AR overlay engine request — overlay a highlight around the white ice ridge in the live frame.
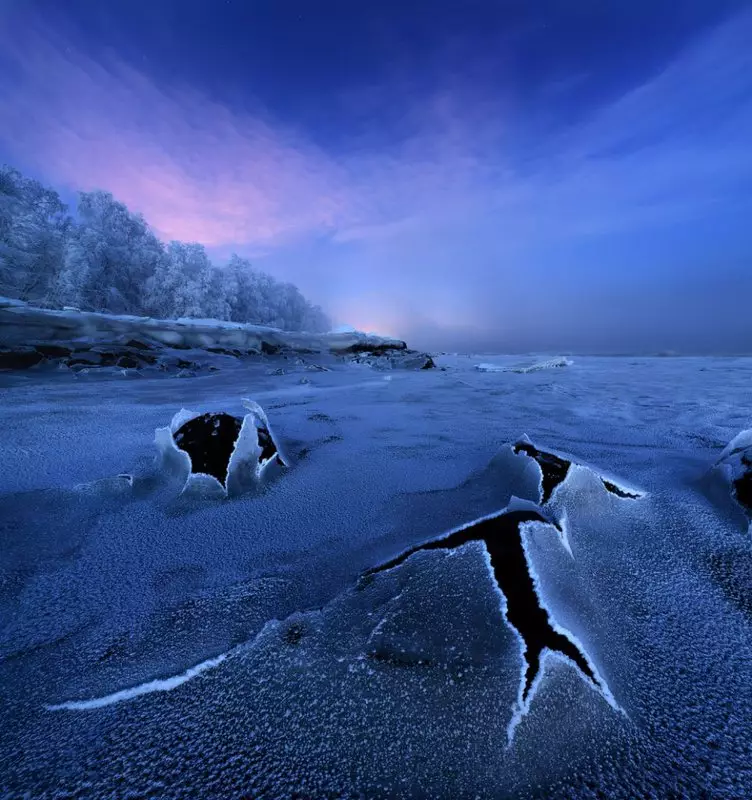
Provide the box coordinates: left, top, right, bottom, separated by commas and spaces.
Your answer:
475, 357, 573, 373
45, 652, 228, 711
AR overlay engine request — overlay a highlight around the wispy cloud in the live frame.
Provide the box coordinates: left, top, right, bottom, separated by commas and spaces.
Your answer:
0, 19, 360, 248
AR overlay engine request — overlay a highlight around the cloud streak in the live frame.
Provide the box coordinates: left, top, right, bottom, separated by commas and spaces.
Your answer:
0, 19, 359, 248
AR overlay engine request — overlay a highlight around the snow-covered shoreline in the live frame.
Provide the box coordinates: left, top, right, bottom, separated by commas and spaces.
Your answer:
0, 296, 440, 374
0, 296, 407, 354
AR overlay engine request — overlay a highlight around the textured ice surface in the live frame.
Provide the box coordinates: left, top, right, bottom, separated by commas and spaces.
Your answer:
46, 652, 229, 710
1, 354, 752, 797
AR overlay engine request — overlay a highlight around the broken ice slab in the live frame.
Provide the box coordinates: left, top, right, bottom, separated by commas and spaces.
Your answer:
154, 400, 287, 496
475, 356, 573, 373
711, 429, 752, 523
363, 505, 620, 734
512, 436, 644, 505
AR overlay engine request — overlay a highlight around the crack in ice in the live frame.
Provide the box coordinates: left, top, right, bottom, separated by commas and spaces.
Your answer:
513, 439, 644, 504
363, 507, 621, 742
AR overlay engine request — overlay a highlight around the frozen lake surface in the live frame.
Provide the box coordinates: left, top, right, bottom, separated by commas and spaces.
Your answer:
1, 354, 751, 797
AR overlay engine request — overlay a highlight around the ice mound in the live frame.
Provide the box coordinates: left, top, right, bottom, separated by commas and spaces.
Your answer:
364, 505, 619, 736
711, 429, 752, 524
350, 350, 435, 370
475, 356, 573, 373
154, 399, 287, 496
512, 436, 644, 506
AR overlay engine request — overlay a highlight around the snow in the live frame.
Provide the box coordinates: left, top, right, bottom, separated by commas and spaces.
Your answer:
716, 427, 752, 465
1, 353, 752, 797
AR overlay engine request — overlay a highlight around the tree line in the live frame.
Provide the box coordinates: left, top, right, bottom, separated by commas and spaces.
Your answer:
0, 165, 330, 332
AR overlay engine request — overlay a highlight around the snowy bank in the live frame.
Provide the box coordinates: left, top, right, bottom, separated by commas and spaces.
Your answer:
0, 296, 407, 354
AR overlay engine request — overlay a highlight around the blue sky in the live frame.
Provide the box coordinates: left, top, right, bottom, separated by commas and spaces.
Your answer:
1, 0, 751, 352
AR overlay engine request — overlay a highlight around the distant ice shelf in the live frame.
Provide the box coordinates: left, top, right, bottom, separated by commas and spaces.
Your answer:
475, 356, 573, 373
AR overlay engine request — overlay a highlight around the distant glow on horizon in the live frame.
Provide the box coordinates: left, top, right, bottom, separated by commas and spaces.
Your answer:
333, 313, 400, 340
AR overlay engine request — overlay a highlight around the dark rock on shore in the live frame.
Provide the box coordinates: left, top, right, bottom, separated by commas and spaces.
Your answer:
0, 297, 431, 375
0, 348, 45, 370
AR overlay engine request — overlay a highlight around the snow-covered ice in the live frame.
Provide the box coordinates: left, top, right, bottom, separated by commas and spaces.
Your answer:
1, 353, 751, 797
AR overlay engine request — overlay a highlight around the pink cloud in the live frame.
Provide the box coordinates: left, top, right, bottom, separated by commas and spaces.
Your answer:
0, 13, 514, 257
0, 21, 363, 248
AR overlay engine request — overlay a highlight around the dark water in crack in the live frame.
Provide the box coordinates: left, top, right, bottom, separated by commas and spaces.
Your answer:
365, 510, 600, 699
174, 412, 242, 486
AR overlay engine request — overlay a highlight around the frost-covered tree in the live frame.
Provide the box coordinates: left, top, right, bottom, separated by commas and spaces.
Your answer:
225, 254, 262, 324
1, 164, 331, 330
220, 254, 330, 331
55, 191, 164, 314
195, 263, 232, 322
144, 241, 229, 320
0, 166, 69, 303
301, 303, 331, 333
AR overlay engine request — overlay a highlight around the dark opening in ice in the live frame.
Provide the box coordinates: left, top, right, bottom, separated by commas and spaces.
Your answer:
515, 441, 641, 502
282, 622, 304, 645
256, 426, 279, 464
733, 455, 752, 513
513, 442, 571, 503
173, 412, 243, 486
601, 479, 641, 499
364, 510, 600, 700
172, 410, 284, 486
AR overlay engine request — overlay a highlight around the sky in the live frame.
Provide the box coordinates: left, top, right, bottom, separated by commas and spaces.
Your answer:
1, 0, 751, 353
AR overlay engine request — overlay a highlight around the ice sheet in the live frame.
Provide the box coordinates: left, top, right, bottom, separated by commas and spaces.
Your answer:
1, 353, 751, 797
